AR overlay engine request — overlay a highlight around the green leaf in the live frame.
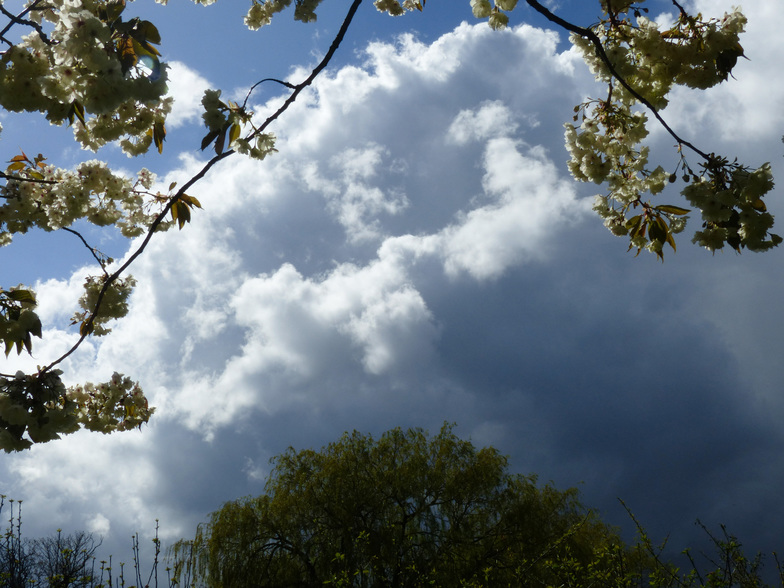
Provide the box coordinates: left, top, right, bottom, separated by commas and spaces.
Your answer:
200, 129, 220, 151
229, 122, 241, 147
665, 228, 677, 252
139, 20, 162, 45
135, 38, 161, 58
625, 215, 646, 239
214, 127, 227, 156
6, 289, 36, 304
22, 332, 32, 354
117, 36, 137, 74
171, 200, 191, 229
624, 214, 642, 231
102, 0, 126, 24
69, 101, 86, 127
180, 194, 202, 209
79, 321, 94, 337
655, 205, 690, 215
648, 217, 668, 244
153, 120, 166, 154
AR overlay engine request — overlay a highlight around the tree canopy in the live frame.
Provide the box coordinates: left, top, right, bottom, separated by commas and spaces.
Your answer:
168, 425, 784, 587
168, 424, 638, 587
0, 0, 777, 451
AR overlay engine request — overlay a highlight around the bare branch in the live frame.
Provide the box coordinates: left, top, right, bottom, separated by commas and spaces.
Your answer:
60, 227, 111, 275
241, 78, 298, 112
0, 1, 52, 46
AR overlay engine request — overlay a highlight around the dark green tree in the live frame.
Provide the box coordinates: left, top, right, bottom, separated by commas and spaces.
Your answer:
169, 424, 642, 587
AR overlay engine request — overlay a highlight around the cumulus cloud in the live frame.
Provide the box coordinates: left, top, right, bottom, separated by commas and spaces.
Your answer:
654, 0, 784, 146
165, 61, 213, 128
3, 3, 784, 567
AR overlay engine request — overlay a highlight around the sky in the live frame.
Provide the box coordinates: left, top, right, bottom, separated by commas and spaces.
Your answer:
2, 0, 784, 576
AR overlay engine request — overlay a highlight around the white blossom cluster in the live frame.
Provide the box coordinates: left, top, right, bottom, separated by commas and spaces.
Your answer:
0, 160, 169, 246
154, 0, 217, 4
71, 275, 138, 336
563, 4, 779, 254
234, 133, 278, 160
570, 9, 748, 109
202, 89, 229, 132
237, 0, 428, 23
0, 370, 77, 451
565, 102, 679, 255
6, 0, 172, 154
68, 372, 154, 434
200, 89, 278, 160
684, 162, 780, 252
0, 369, 153, 452
470, 0, 517, 30
244, 0, 325, 30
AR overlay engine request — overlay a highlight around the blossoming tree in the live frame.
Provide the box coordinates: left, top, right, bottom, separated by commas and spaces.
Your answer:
0, 0, 777, 451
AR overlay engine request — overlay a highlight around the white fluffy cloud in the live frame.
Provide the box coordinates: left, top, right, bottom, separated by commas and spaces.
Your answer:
165, 61, 213, 128
2, 18, 590, 539
3, 1, 784, 566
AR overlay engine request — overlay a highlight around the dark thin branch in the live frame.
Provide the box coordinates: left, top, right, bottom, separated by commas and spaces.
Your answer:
61, 227, 111, 276
0, 171, 58, 185
40, 0, 365, 374
670, 0, 689, 18
618, 498, 686, 588
0, 1, 52, 46
249, 0, 364, 141
241, 78, 298, 111
525, 0, 712, 161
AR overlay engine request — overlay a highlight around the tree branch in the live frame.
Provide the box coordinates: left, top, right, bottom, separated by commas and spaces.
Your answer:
40, 0, 365, 374
525, 0, 712, 161
241, 78, 298, 112
61, 227, 111, 275
0, 1, 52, 46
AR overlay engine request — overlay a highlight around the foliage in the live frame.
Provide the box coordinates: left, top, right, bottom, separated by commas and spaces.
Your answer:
3, 418, 784, 588
0, 0, 777, 449
167, 424, 631, 586
167, 425, 784, 587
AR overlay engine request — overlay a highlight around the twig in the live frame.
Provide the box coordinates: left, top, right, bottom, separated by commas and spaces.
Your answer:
61, 227, 111, 276
0, 171, 58, 185
0, 1, 52, 46
241, 78, 298, 111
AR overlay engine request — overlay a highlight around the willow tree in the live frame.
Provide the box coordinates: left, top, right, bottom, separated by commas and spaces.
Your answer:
0, 0, 776, 450
168, 425, 647, 587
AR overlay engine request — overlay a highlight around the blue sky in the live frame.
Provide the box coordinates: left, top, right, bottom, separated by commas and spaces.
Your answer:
2, 0, 784, 572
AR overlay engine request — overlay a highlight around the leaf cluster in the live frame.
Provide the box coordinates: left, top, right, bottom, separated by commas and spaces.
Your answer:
170, 192, 203, 230
200, 96, 252, 156
100, 0, 163, 79
0, 287, 41, 357
625, 203, 689, 261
